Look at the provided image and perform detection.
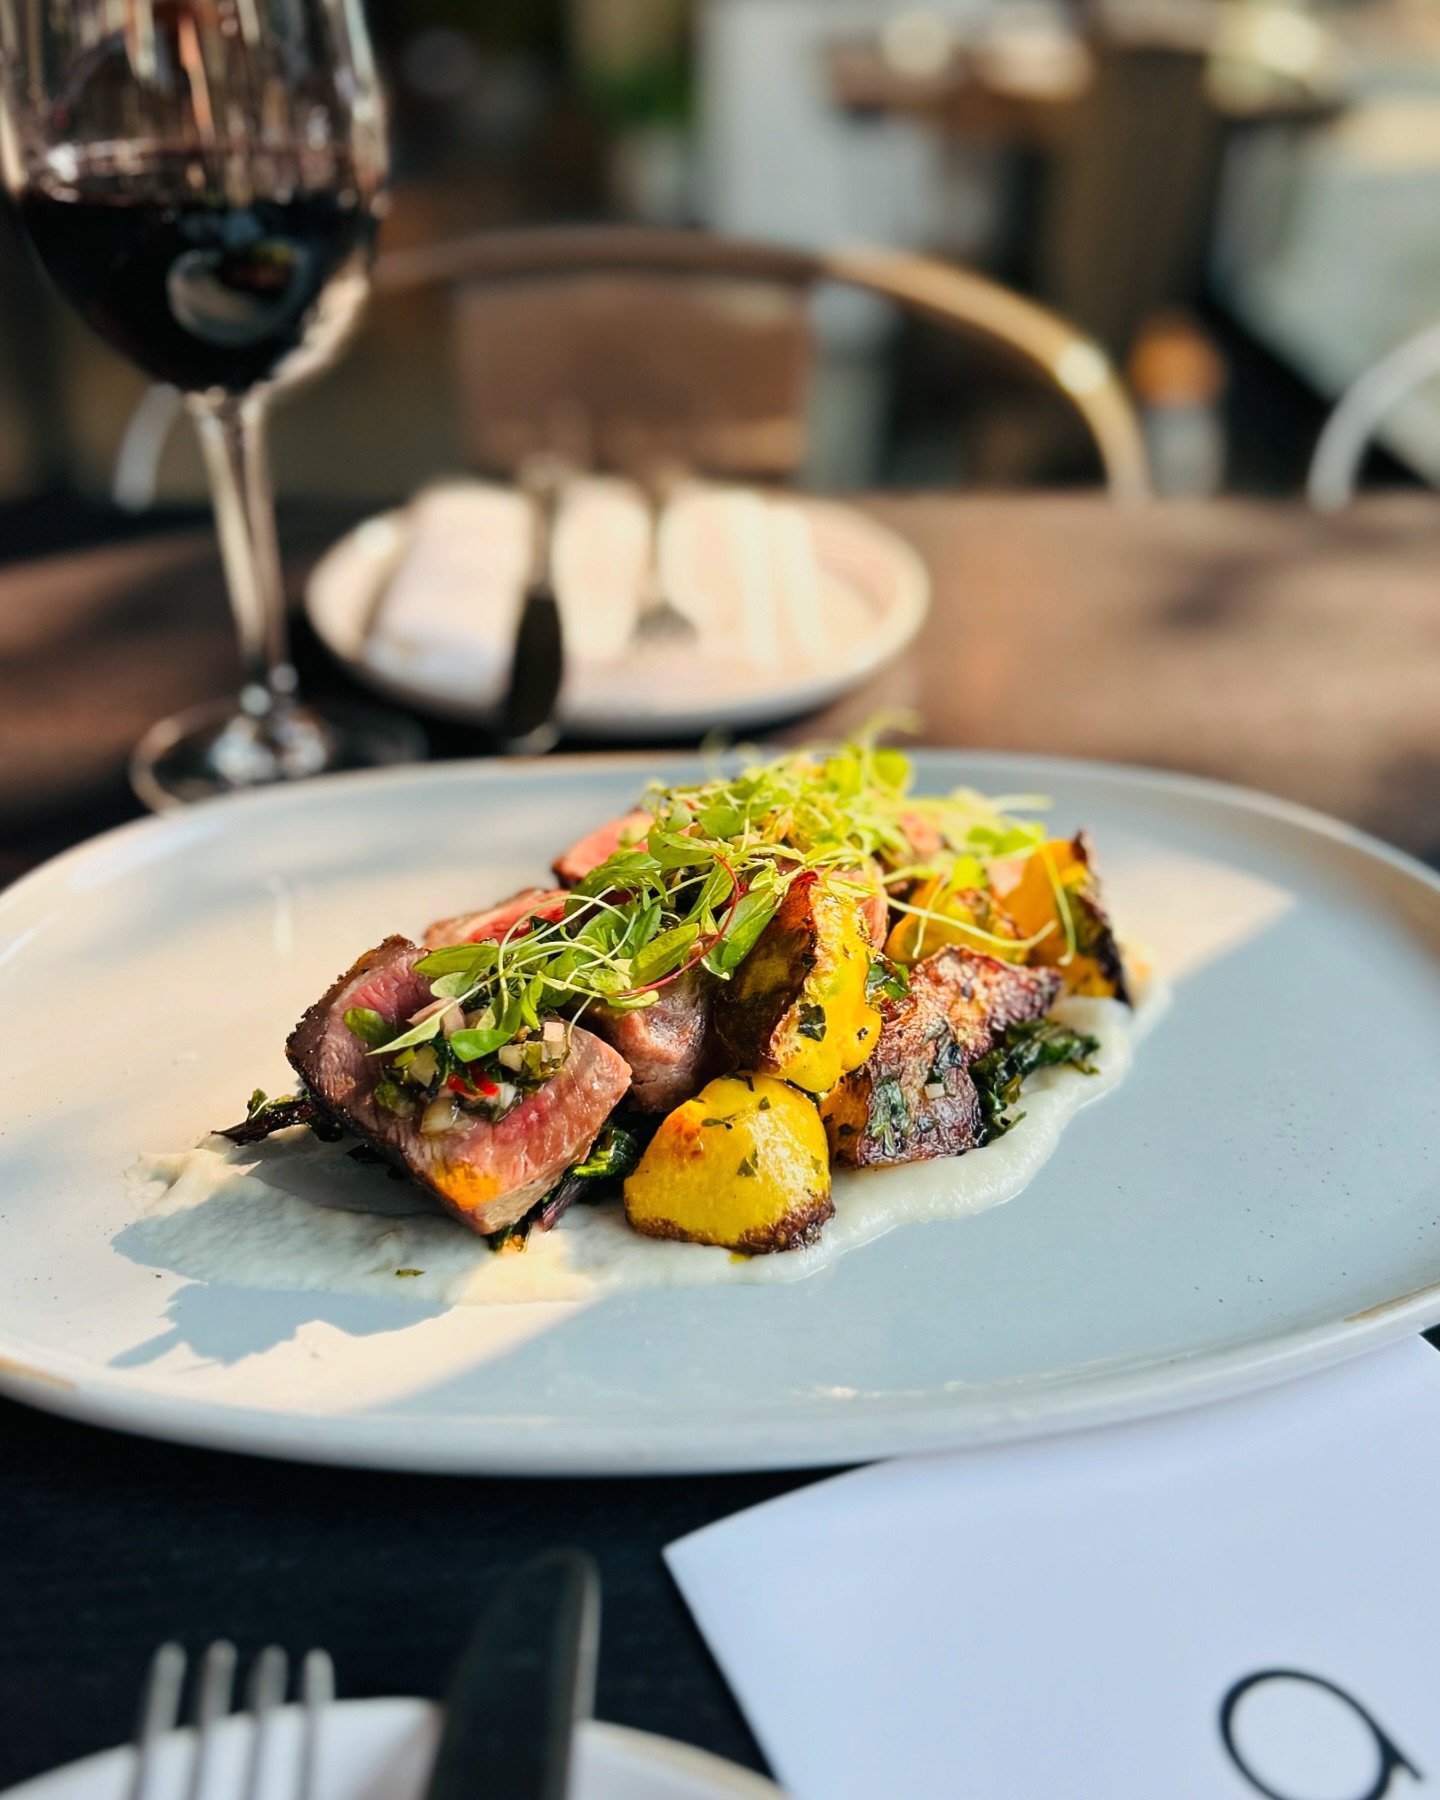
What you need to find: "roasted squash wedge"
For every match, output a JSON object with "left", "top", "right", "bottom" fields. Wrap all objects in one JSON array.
[
  {"left": 991, "top": 834, "right": 1130, "bottom": 1001},
  {"left": 884, "top": 878, "right": 1025, "bottom": 966},
  {"left": 624, "top": 1073, "right": 833, "bottom": 1252},
  {"left": 716, "top": 872, "right": 880, "bottom": 1093}
]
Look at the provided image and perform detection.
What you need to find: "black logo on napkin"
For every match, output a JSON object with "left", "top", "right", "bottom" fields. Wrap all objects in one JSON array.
[{"left": 1220, "top": 1669, "right": 1422, "bottom": 1799}]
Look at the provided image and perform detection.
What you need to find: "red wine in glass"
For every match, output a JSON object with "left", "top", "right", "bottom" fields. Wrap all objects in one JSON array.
[
  {"left": 20, "top": 153, "right": 379, "bottom": 393},
  {"left": 0, "top": 0, "right": 422, "bottom": 806}
]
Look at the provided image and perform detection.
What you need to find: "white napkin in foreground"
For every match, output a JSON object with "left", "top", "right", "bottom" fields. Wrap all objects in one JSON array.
[{"left": 668, "top": 1338, "right": 1440, "bottom": 1800}]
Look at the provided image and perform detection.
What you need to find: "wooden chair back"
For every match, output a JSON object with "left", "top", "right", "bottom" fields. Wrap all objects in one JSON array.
[
  {"left": 375, "top": 225, "right": 1150, "bottom": 499},
  {"left": 448, "top": 270, "right": 812, "bottom": 479}
]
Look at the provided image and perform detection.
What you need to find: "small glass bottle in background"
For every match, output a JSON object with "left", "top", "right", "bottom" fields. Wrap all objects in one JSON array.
[{"left": 1127, "top": 311, "right": 1228, "bottom": 497}]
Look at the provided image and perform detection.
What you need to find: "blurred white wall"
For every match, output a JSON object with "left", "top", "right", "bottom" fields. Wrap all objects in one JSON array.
[
  {"left": 700, "top": 1, "right": 969, "bottom": 250},
  {"left": 697, "top": 0, "right": 997, "bottom": 333},
  {"left": 697, "top": 0, "right": 1001, "bottom": 483},
  {"left": 1212, "top": 15, "right": 1440, "bottom": 483}
]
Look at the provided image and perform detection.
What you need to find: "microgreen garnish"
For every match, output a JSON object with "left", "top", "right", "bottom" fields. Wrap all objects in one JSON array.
[
  {"left": 352, "top": 733, "right": 1057, "bottom": 1083},
  {"left": 343, "top": 1007, "right": 392, "bottom": 1047}
]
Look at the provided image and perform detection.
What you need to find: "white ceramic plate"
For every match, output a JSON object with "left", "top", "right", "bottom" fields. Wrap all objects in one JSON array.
[
  {"left": 2, "top": 1699, "right": 784, "bottom": 1800},
  {"left": 304, "top": 496, "right": 929, "bottom": 739},
  {"left": 2, "top": 752, "right": 1440, "bottom": 1474}
]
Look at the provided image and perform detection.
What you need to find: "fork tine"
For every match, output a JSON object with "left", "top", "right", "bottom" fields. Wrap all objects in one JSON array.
[
  {"left": 184, "top": 1641, "right": 237, "bottom": 1800},
  {"left": 245, "top": 1644, "right": 289, "bottom": 1715},
  {"left": 300, "top": 1651, "right": 334, "bottom": 1710},
  {"left": 298, "top": 1651, "right": 334, "bottom": 1800},
  {"left": 129, "top": 1643, "right": 186, "bottom": 1800},
  {"left": 194, "top": 1642, "right": 238, "bottom": 1727},
  {"left": 240, "top": 1647, "right": 289, "bottom": 1800}
]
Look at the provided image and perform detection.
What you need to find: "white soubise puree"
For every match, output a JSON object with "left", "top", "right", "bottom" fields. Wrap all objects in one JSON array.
[{"left": 125, "top": 976, "right": 1166, "bottom": 1306}]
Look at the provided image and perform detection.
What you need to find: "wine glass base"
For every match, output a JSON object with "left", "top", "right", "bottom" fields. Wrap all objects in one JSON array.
[{"left": 130, "top": 696, "right": 427, "bottom": 811}]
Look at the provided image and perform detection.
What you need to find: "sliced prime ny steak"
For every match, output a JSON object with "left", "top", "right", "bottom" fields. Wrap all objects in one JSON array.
[
  {"left": 821, "top": 947, "right": 1060, "bottom": 1167},
  {"left": 591, "top": 969, "right": 717, "bottom": 1111},
  {"left": 553, "top": 808, "right": 651, "bottom": 886},
  {"left": 422, "top": 887, "right": 570, "bottom": 949},
  {"left": 287, "top": 937, "right": 631, "bottom": 1234}
]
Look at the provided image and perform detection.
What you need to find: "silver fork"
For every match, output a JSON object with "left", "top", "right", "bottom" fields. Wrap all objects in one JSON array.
[{"left": 128, "top": 1641, "right": 336, "bottom": 1800}]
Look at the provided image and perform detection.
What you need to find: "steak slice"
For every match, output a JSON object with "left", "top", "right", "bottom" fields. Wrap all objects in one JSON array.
[
  {"left": 821, "top": 947, "right": 1060, "bottom": 1167},
  {"left": 422, "top": 887, "right": 569, "bottom": 949},
  {"left": 287, "top": 937, "right": 632, "bottom": 1234},
  {"left": 898, "top": 809, "right": 945, "bottom": 861},
  {"left": 554, "top": 808, "right": 650, "bottom": 886},
  {"left": 287, "top": 936, "right": 432, "bottom": 1114},
  {"left": 591, "top": 969, "right": 717, "bottom": 1112}
]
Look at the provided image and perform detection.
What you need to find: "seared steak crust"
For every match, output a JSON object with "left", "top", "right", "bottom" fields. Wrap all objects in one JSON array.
[
  {"left": 287, "top": 937, "right": 632, "bottom": 1234},
  {"left": 822, "top": 947, "right": 1060, "bottom": 1167},
  {"left": 286, "top": 936, "right": 432, "bottom": 1121}
]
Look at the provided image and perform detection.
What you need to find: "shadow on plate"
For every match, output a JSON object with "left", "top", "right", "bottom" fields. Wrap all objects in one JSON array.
[
  {"left": 110, "top": 1132, "right": 450, "bottom": 1366},
  {"left": 106, "top": 1275, "right": 447, "bottom": 1367}
]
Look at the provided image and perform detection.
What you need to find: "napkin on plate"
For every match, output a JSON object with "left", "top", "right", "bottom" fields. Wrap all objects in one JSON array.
[
  {"left": 362, "top": 479, "right": 881, "bottom": 718},
  {"left": 667, "top": 1338, "right": 1440, "bottom": 1799}
]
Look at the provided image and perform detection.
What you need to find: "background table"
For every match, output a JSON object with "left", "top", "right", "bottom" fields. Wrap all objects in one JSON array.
[{"left": 3, "top": 491, "right": 1440, "bottom": 1788}]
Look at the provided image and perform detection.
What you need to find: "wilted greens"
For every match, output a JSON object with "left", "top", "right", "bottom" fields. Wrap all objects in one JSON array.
[{"left": 972, "top": 1019, "right": 1100, "bottom": 1141}]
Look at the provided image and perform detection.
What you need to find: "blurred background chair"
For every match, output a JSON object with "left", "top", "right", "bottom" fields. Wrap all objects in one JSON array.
[
  {"left": 10, "top": 0, "right": 1440, "bottom": 514},
  {"left": 1307, "top": 320, "right": 1440, "bottom": 512},
  {"left": 112, "top": 225, "right": 1150, "bottom": 506}
]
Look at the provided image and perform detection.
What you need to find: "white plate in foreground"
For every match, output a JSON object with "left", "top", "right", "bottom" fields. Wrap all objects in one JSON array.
[
  {"left": 2, "top": 752, "right": 1440, "bottom": 1474},
  {"left": 2, "top": 1700, "right": 783, "bottom": 1800}
]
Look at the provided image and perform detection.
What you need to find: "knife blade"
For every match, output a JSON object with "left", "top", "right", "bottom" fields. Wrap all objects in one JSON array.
[
  {"left": 499, "top": 457, "right": 567, "bottom": 754},
  {"left": 423, "top": 1549, "right": 600, "bottom": 1800}
]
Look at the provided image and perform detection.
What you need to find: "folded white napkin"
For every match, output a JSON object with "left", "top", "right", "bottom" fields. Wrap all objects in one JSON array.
[
  {"left": 668, "top": 1338, "right": 1440, "bottom": 1799},
  {"left": 365, "top": 481, "right": 534, "bottom": 710},
  {"left": 363, "top": 479, "right": 884, "bottom": 721}
]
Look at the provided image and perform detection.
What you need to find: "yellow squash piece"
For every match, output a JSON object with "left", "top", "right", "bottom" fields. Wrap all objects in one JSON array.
[
  {"left": 716, "top": 873, "right": 880, "bottom": 1094},
  {"left": 991, "top": 834, "right": 1130, "bottom": 1001},
  {"left": 624, "top": 1074, "right": 833, "bottom": 1253},
  {"left": 884, "top": 878, "right": 1025, "bottom": 966}
]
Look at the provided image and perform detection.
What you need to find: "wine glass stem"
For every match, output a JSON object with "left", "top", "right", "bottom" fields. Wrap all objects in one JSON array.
[{"left": 188, "top": 392, "right": 297, "bottom": 725}]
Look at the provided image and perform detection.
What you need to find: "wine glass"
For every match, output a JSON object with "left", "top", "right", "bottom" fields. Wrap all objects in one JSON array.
[{"left": 0, "top": 0, "right": 423, "bottom": 806}]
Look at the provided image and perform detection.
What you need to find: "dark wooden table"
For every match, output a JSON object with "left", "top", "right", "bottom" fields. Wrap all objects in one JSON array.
[{"left": 4, "top": 491, "right": 1440, "bottom": 1788}]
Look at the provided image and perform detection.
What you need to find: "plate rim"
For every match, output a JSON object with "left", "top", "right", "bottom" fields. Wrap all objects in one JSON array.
[
  {"left": 2, "top": 1296, "right": 1437, "bottom": 1477},
  {"left": 0, "top": 1698, "right": 785, "bottom": 1800},
  {"left": 4, "top": 748, "right": 1440, "bottom": 1475},
  {"left": 6, "top": 742, "right": 1440, "bottom": 933}
]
